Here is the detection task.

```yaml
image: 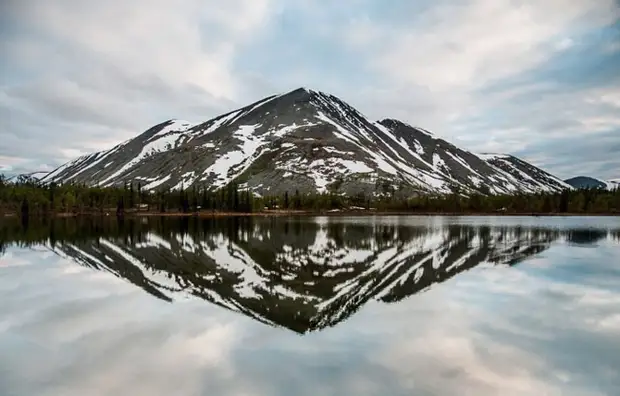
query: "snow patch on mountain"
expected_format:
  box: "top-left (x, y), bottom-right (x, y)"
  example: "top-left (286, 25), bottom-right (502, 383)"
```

top-left (143, 175), bottom-right (172, 190)
top-left (475, 153), bottom-right (511, 161)
top-left (152, 119), bottom-right (194, 138)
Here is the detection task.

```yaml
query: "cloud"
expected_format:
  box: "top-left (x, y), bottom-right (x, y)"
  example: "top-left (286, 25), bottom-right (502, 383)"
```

top-left (0, 0), bottom-right (619, 179)
top-left (349, 0), bottom-right (619, 88)
top-left (335, 0), bottom-right (620, 178)
top-left (0, 0), bottom-right (273, 173)
top-left (2, 0), bottom-right (273, 97)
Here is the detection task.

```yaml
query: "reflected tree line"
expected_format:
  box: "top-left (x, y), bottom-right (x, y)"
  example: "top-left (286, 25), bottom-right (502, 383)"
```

top-left (1, 217), bottom-right (619, 333)
top-left (2, 217), bottom-right (618, 253)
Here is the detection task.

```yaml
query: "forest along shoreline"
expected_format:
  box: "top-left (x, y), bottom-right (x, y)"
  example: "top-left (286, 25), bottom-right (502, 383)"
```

top-left (3, 210), bottom-right (619, 218)
top-left (2, 178), bottom-right (619, 218)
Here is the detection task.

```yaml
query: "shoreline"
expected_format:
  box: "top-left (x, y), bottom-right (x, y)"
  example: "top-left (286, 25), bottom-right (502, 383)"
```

top-left (135, 211), bottom-right (620, 217)
top-left (3, 210), bottom-right (619, 218)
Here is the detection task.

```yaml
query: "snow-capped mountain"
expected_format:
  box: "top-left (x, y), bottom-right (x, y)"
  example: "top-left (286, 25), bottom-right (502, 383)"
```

top-left (564, 176), bottom-right (619, 190)
top-left (5, 171), bottom-right (50, 183)
top-left (43, 219), bottom-right (566, 333)
top-left (41, 88), bottom-right (570, 195)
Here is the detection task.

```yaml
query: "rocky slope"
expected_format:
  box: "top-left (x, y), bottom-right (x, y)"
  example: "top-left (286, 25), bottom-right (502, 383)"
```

top-left (41, 88), bottom-right (570, 196)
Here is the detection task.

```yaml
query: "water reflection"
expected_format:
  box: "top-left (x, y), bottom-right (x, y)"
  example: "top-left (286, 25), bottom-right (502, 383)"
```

top-left (566, 228), bottom-right (612, 246)
top-left (2, 216), bottom-right (618, 334)
top-left (2, 216), bottom-right (620, 396)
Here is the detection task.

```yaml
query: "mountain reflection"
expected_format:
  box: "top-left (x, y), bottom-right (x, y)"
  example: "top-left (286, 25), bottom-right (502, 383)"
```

top-left (1, 217), bottom-right (618, 333)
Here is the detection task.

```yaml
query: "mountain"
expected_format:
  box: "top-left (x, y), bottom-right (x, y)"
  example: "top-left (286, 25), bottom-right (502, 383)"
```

top-left (41, 88), bottom-right (570, 196)
top-left (564, 176), bottom-right (618, 190)
top-left (6, 171), bottom-right (50, 183)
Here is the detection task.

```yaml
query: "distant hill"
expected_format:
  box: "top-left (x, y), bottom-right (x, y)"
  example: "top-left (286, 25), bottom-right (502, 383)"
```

top-left (564, 176), bottom-right (617, 190)
top-left (6, 171), bottom-right (50, 183)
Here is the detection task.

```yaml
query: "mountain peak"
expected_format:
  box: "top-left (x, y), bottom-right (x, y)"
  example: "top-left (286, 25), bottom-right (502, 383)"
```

top-left (291, 86), bottom-right (312, 93)
top-left (277, 86), bottom-right (343, 104)
top-left (276, 86), bottom-right (317, 102)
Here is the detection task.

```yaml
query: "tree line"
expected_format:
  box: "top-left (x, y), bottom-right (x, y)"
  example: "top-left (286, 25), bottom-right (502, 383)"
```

top-left (1, 174), bottom-right (619, 216)
top-left (0, 175), bottom-right (258, 216)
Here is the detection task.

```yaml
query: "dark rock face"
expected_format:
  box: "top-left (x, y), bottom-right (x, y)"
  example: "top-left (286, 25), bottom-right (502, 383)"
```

top-left (41, 87), bottom-right (570, 195)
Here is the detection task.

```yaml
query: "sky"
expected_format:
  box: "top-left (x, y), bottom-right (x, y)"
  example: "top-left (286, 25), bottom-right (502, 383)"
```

top-left (1, 0), bottom-right (619, 180)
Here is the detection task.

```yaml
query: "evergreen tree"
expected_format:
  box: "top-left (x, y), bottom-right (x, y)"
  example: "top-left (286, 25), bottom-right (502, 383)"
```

top-left (116, 196), bottom-right (125, 216)
top-left (159, 191), bottom-right (166, 213)
top-left (200, 188), bottom-right (207, 210)
top-left (219, 188), bottom-right (226, 211)
top-left (294, 189), bottom-right (301, 209)
top-left (49, 183), bottom-right (56, 211)
top-left (178, 186), bottom-right (185, 212)
top-left (20, 197), bottom-right (29, 218)
top-left (225, 183), bottom-right (234, 211)
top-left (233, 184), bottom-right (240, 212)
top-left (191, 186), bottom-right (198, 212)
top-left (129, 183), bottom-right (135, 209)
top-left (182, 191), bottom-right (190, 213)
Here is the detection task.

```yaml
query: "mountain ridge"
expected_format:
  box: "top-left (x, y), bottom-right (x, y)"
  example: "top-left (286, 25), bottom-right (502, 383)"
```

top-left (41, 87), bottom-right (571, 196)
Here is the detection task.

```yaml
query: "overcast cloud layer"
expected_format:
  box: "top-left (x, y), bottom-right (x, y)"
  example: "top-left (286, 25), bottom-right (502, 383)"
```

top-left (1, 0), bottom-right (619, 179)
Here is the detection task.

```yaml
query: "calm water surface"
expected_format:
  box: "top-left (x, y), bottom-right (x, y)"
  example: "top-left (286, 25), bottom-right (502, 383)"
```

top-left (1, 216), bottom-right (619, 396)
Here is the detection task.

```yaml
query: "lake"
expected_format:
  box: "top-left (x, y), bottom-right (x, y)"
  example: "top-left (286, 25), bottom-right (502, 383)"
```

top-left (1, 215), bottom-right (619, 396)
